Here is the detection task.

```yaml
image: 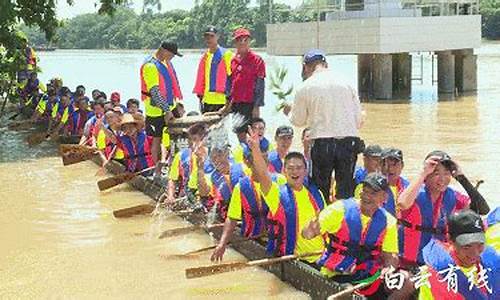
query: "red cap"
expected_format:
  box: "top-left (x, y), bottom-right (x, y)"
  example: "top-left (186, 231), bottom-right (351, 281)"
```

top-left (233, 28), bottom-right (251, 40)
top-left (110, 91), bottom-right (120, 102)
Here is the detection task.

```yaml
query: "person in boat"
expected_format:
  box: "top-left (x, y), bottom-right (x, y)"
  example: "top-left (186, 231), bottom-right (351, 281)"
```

top-left (140, 41), bottom-right (183, 167)
top-left (113, 113), bottom-right (154, 174)
top-left (21, 72), bottom-right (46, 112)
top-left (126, 98), bottom-right (141, 114)
top-left (66, 97), bottom-right (93, 136)
top-left (248, 127), bottom-right (326, 263)
top-left (193, 25), bottom-right (233, 114)
top-left (97, 107), bottom-right (125, 171)
top-left (110, 91), bottom-right (127, 112)
top-left (210, 139), bottom-right (286, 262)
top-left (32, 84), bottom-right (57, 122)
top-left (197, 141), bottom-right (249, 220)
top-left (232, 117), bottom-right (270, 163)
top-left (354, 144), bottom-right (383, 187)
top-left (218, 28), bottom-right (266, 120)
top-left (398, 150), bottom-right (489, 270)
top-left (302, 173), bottom-right (408, 299)
top-left (267, 125), bottom-right (294, 174)
top-left (73, 85), bottom-right (88, 107)
top-left (164, 121), bottom-right (208, 206)
top-left (159, 101), bottom-right (186, 176)
top-left (380, 147), bottom-right (409, 217)
top-left (79, 98), bottom-right (105, 146)
top-left (417, 209), bottom-right (499, 299)
top-left (48, 86), bottom-right (73, 136)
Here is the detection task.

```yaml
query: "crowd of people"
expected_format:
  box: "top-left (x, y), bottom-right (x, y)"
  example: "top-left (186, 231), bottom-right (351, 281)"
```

top-left (15, 25), bottom-right (500, 300)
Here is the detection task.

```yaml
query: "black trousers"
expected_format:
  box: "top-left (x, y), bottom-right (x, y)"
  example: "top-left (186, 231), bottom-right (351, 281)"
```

top-left (201, 103), bottom-right (225, 113)
top-left (231, 102), bottom-right (253, 122)
top-left (310, 137), bottom-right (362, 201)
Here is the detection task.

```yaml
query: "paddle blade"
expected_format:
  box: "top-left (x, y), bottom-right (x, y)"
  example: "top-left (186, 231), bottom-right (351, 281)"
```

top-left (62, 152), bottom-right (94, 166)
top-left (26, 132), bottom-right (48, 146)
top-left (112, 204), bottom-right (155, 218)
top-left (185, 262), bottom-right (248, 279)
top-left (60, 144), bottom-right (96, 166)
top-left (97, 173), bottom-right (137, 191)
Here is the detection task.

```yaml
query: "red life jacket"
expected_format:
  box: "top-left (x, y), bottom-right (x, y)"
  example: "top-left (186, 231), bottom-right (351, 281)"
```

top-left (423, 239), bottom-right (500, 299)
top-left (317, 198), bottom-right (388, 296)
top-left (399, 186), bottom-right (460, 265)
top-left (266, 184), bottom-right (325, 256)
top-left (193, 47), bottom-right (229, 95)
top-left (118, 131), bottom-right (154, 172)
top-left (206, 163), bottom-right (245, 220)
top-left (267, 150), bottom-right (283, 174)
top-left (239, 176), bottom-right (269, 238)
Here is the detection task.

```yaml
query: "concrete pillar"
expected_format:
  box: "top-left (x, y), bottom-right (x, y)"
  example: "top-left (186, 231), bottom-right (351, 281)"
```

top-left (454, 49), bottom-right (477, 93)
top-left (373, 54), bottom-right (393, 100)
top-left (392, 53), bottom-right (412, 98)
top-left (358, 54), bottom-right (373, 100)
top-left (437, 51), bottom-right (455, 94)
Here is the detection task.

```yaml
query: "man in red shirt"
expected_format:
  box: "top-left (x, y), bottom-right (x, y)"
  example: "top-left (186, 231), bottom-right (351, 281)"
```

top-left (220, 28), bottom-right (266, 121)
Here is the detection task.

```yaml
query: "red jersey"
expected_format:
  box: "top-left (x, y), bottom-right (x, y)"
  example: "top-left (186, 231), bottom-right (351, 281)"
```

top-left (230, 50), bottom-right (265, 104)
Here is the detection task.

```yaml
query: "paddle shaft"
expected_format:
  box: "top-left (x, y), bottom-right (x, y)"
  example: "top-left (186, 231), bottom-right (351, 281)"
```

top-left (326, 281), bottom-right (372, 300)
top-left (158, 222), bottom-right (230, 239)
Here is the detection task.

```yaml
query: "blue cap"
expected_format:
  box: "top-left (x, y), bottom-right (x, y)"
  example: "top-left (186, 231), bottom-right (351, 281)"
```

top-left (303, 49), bottom-right (326, 64)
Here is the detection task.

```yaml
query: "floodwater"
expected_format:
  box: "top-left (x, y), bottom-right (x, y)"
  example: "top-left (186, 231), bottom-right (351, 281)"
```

top-left (1, 41), bottom-right (500, 299)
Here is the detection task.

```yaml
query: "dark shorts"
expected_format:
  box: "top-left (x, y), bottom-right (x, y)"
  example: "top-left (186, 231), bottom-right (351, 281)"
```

top-left (202, 103), bottom-right (225, 113)
top-left (145, 115), bottom-right (165, 138)
top-left (231, 102), bottom-right (253, 122)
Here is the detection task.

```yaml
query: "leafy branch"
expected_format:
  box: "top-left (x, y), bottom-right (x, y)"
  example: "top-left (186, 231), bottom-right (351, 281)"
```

top-left (269, 66), bottom-right (293, 112)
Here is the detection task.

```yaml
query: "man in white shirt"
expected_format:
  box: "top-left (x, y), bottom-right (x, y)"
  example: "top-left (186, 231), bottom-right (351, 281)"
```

top-left (284, 49), bottom-right (363, 201)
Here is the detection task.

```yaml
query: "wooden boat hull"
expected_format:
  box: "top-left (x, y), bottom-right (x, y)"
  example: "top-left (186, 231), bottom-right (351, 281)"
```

top-left (94, 157), bottom-right (357, 300)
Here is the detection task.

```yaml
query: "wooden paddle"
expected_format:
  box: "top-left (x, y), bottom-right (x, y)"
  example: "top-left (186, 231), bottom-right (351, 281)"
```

top-left (326, 281), bottom-right (372, 300)
top-left (180, 234), bottom-right (263, 256)
top-left (185, 251), bottom-right (322, 279)
top-left (112, 203), bottom-right (156, 218)
top-left (60, 144), bottom-right (97, 166)
top-left (158, 222), bottom-right (233, 239)
top-left (97, 166), bottom-right (156, 191)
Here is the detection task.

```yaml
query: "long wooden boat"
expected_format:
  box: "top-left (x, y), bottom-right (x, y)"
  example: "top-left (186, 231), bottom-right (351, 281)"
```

top-left (92, 156), bottom-right (360, 300)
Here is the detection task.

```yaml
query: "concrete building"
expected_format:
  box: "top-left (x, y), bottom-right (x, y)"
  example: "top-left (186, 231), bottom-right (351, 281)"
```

top-left (266, 0), bottom-right (481, 99)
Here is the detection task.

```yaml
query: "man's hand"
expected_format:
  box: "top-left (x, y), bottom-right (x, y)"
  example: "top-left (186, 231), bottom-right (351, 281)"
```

top-left (246, 126), bottom-right (260, 150)
top-left (302, 218), bottom-right (320, 240)
top-left (194, 142), bottom-right (208, 168)
top-left (210, 243), bottom-right (226, 262)
top-left (422, 156), bottom-right (439, 177)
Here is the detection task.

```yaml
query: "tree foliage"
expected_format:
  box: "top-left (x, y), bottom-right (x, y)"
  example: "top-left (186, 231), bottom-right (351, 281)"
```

top-left (481, 0), bottom-right (500, 39)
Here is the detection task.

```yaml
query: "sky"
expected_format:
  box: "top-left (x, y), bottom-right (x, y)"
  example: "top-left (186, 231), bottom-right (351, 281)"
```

top-left (56, 0), bottom-right (305, 19)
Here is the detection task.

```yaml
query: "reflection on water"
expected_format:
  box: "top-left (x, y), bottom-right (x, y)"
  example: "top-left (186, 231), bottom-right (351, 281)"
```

top-left (1, 42), bottom-right (500, 299)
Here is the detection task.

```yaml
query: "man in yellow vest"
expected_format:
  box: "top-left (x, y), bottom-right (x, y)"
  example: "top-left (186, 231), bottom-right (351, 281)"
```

top-left (193, 26), bottom-right (233, 114)
top-left (140, 41), bottom-right (183, 165)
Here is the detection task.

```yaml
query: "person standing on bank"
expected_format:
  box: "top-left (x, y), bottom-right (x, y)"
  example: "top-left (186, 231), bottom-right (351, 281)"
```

top-left (193, 26), bottom-right (233, 114)
top-left (140, 41), bottom-right (183, 166)
top-left (284, 49), bottom-right (363, 201)
top-left (219, 28), bottom-right (266, 121)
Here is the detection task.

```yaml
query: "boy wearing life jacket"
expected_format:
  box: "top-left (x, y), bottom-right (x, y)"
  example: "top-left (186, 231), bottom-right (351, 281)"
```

top-left (79, 99), bottom-right (105, 146)
top-left (380, 147), bottom-right (409, 216)
top-left (197, 142), bottom-right (248, 220)
top-left (302, 173), bottom-right (405, 299)
top-left (66, 97), bottom-right (93, 136)
top-left (267, 125), bottom-right (294, 174)
top-left (210, 140), bottom-right (286, 262)
top-left (354, 144), bottom-right (383, 187)
top-left (398, 151), bottom-right (472, 269)
top-left (32, 85), bottom-right (58, 122)
top-left (193, 25), bottom-right (233, 114)
top-left (97, 108), bottom-right (125, 172)
top-left (48, 87), bottom-right (73, 136)
top-left (248, 127), bottom-right (326, 263)
top-left (417, 209), bottom-right (499, 299)
top-left (232, 117), bottom-right (270, 164)
top-left (164, 122), bottom-right (208, 206)
top-left (115, 113), bottom-right (155, 174)
top-left (126, 98), bottom-right (141, 114)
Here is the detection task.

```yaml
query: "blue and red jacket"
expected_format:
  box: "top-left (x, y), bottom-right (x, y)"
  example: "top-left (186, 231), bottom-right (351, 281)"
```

top-left (118, 130), bottom-right (154, 172)
top-left (384, 176), bottom-right (409, 216)
top-left (267, 150), bottom-right (284, 174)
top-left (399, 186), bottom-right (462, 265)
top-left (423, 239), bottom-right (500, 299)
top-left (239, 176), bottom-right (269, 238)
top-left (266, 183), bottom-right (325, 256)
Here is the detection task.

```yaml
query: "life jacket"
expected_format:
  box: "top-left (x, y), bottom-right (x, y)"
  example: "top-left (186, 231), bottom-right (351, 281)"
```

top-left (178, 148), bottom-right (193, 193)
top-left (193, 47), bottom-right (229, 96)
top-left (118, 131), bottom-right (154, 172)
top-left (317, 198), bottom-right (388, 295)
top-left (209, 163), bottom-right (245, 206)
top-left (267, 150), bottom-right (284, 174)
top-left (98, 128), bottom-right (124, 160)
top-left (423, 239), bottom-right (500, 300)
top-left (384, 176), bottom-right (409, 217)
top-left (399, 186), bottom-right (459, 265)
top-left (51, 101), bottom-right (71, 124)
top-left (486, 207), bottom-right (500, 252)
top-left (140, 56), bottom-right (182, 117)
top-left (267, 183), bottom-right (325, 256)
top-left (486, 207), bottom-right (500, 228)
top-left (83, 115), bottom-right (104, 145)
top-left (25, 47), bottom-right (36, 70)
top-left (239, 176), bottom-right (269, 238)
top-left (67, 109), bottom-right (93, 136)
